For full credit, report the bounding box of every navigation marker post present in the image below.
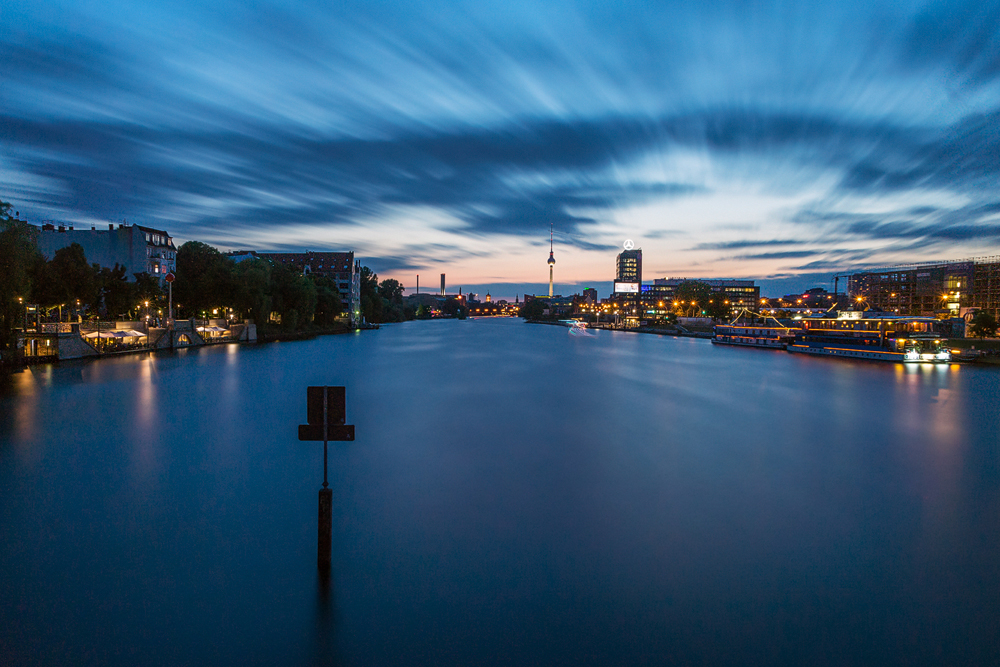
[298,386,355,569]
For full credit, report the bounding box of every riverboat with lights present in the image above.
[786,311,951,363]
[712,318,799,349]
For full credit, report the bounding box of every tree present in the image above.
[378,278,404,305]
[519,298,545,320]
[96,264,133,319]
[969,311,998,339]
[674,281,713,317]
[360,291,383,324]
[174,241,233,317]
[0,201,40,362]
[311,275,343,327]
[133,272,164,306]
[704,294,731,321]
[33,243,97,318]
[359,266,380,323]
[231,258,272,324]
[271,264,317,330]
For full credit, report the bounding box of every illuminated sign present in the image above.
[614,282,639,293]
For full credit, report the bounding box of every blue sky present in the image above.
[4,0,1000,298]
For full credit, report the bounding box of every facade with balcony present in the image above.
[36,222,176,280]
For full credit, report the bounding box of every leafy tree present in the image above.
[96,264,133,319]
[133,272,164,308]
[359,266,380,323]
[312,275,343,327]
[271,264,317,330]
[378,278,404,305]
[232,258,272,323]
[674,281,712,317]
[360,265,378,296]
[519,298,545,320]
[416,304,430,319]
[360,291,383,324]
[174,241,233,316]
[969,311,998,339]
[29,252,60,310]
[704,293,731,321]
[34,243,98,318]
[0,201,40,361]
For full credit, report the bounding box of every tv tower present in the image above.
[547,222,556,298]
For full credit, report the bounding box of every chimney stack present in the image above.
[440,273,446,296]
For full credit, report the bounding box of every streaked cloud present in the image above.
[4,0,1000,295]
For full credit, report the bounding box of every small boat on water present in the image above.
[562,319,596,336]
[787,311,951,363]
[712,311,799,349]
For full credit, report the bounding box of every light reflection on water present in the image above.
[1,319,998,667]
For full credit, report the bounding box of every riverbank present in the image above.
[524,318,715,338]
[5,320,378,369]
[256,322,369,343]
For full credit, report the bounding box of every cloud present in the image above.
[5,0,1000,293]
[731,251,818,260]
[694,239,804,250]
[901,0,1000,85]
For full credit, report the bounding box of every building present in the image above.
[547,224,556,298]
[758,287,845,314]
[639,278,761,320]
[36,222,176,280]
[615,249,642,287]
[848,258,1000,317]
[232,250,361,325]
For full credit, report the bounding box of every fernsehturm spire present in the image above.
[547,222,556,298]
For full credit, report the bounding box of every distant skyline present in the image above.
[5,0,1000,298]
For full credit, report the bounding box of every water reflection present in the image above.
[313,568,340,667]
[1,321,999,666]
[3,369,40,461]
[129,359,161,485]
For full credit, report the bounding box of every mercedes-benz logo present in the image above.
[623,239,634,250]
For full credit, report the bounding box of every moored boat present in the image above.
[787,311,951,363]
[712,312,799,349]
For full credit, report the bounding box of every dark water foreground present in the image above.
[1,318,999,666]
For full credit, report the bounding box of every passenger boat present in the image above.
[712,312,799,349]
[786,311,952,363]
[562,319,595,336]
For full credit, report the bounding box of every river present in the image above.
[1,318,998,666]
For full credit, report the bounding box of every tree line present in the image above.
[1,202,413,362]
[172,242,414,326]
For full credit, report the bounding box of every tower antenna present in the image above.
[547,222,556,298]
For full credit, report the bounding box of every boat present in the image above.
[563,319,595,336]
[786,310,952,363]
[712,311,799,349]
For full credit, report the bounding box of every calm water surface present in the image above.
[2,318,999,666]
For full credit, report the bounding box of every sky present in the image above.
[4,0,1000,298]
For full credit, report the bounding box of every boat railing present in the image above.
[724,308,795,330]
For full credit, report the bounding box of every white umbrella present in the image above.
[84,331,117,339]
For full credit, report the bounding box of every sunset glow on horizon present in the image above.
[5,0,1000,298]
